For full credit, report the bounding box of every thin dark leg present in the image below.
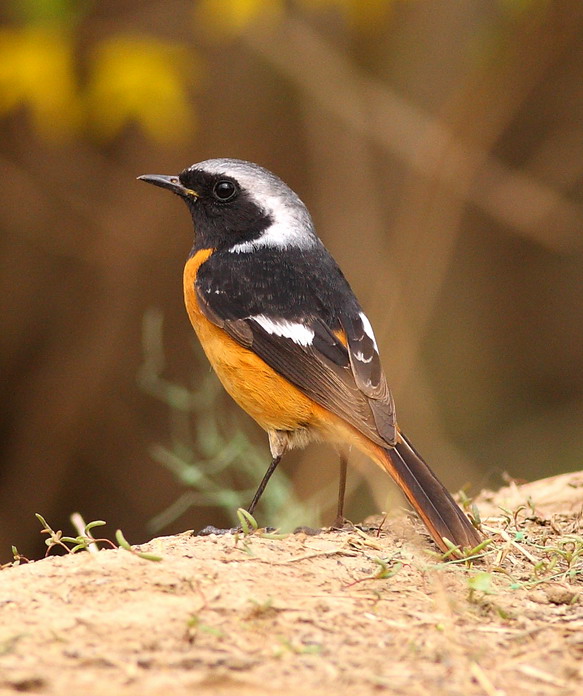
[333,451,348,527]
[247,455,282,516]
[197,454,283,535]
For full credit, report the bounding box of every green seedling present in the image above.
[10,547,30,566]
[187,614,224,638]
[115,529,162,562]
[467,572,495,602]
[277,637,322,656]
[32,513,162,562]
[234,508,288,542]
[36,514,115,555]
[430,536,493,566]
[237,507,259,535]
[345,555,403,588]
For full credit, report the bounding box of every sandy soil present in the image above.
[0,472,582,696]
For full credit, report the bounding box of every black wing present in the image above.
[195,249,397,447]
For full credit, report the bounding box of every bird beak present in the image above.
[137,174,199,199]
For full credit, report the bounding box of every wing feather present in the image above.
[341,314,396,445]
[195,285,397,447]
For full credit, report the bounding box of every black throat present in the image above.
[177,168,274,254]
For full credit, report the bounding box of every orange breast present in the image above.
[183,250,316,433]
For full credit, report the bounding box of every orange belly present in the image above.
[183,250,316,433]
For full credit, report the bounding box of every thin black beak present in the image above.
[137,174,198,198]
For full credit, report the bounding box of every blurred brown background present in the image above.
[1,0,582,562]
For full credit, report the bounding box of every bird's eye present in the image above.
[212,180,237,202]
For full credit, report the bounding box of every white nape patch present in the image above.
[230,214,313,254]
[359,312,379,353]
[188,158,318,254]
[252,315,314,347]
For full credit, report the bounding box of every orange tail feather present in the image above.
[380,434,481,553]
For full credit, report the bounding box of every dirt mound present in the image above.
[1,473,582,696]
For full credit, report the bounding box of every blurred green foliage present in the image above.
[9,0,92,26]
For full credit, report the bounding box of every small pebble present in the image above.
[545,585,578,605]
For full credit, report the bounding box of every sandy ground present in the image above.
[0,472,582,696]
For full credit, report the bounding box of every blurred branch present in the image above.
[243,14,583,252]
[380,4,573,392]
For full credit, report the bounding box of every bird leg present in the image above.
[196,454,282,536]
[247,454,282,516]
[332,450,348,528]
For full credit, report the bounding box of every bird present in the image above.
[139,158,481,554]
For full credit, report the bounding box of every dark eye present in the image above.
[212,180,237,202]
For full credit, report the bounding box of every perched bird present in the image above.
[139,159,481,553]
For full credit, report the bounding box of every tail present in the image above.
[380,433,481,554]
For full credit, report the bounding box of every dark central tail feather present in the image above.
[381,433,481,554]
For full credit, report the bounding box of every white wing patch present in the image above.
[252,315,315,347]
[359,312,379,353]
[354,351,373,363]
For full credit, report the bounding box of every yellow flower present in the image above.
[0,26,80,140]
[86,36,197,143]
[195,0,284,38]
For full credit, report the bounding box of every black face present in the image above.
[177,168,273,251]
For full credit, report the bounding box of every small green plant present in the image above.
[276,637,323,656]
[36,513,114,555]
[248,597,274,613]
[236,507,259,536]
[467,572,495,602]
[231,509,289,556]
[33,513,162,562]
[429,536,493,566]
[455,491,483,535]
[186,614,224,640]
[10,547,29,566]
[370,556,403,580]
[346,554,403,587]
[115,530,163,562]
